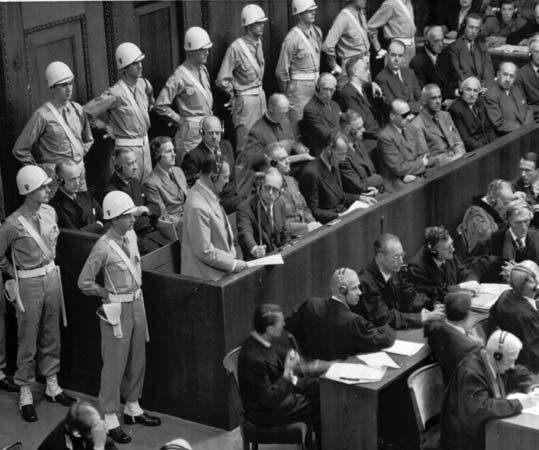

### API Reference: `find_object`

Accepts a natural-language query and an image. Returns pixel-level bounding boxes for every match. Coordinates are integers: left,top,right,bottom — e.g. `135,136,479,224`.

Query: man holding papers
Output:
286,267,395,360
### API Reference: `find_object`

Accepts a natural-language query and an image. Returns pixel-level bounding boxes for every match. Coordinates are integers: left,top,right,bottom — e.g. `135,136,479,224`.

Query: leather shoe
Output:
107,427,131,444
0,376,19,392
21,404,37,422
45,391,76,406
123,412,161,426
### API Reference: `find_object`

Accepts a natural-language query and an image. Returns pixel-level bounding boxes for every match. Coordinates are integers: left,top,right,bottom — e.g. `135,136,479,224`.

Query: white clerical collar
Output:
376,262,392,282
251,331,271,348
445,321,466,335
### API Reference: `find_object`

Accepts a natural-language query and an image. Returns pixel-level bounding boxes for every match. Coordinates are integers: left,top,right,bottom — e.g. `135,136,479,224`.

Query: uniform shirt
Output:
84,77,153,139
216,35,265,96
323,5,370,68
12,101,93,165
0,203,58,273
275,25,322,92
155,61,213,124
367,0,416,51
78,228,141,297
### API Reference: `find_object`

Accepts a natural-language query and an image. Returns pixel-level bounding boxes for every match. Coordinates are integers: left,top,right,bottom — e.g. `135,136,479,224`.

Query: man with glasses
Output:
377,99,429,192
412,84,466,167
449,76,497,151
357,234,445,329
516,38,539,122
237,168,291,260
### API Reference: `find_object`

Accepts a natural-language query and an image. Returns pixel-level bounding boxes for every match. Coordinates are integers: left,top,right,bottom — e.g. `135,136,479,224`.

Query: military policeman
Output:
0,246,18,394
155,27,213,164
216,4,268,154
78,191,161,444
12,62,94,192
0,166,75,422
84,42,154,182
275,0,322,124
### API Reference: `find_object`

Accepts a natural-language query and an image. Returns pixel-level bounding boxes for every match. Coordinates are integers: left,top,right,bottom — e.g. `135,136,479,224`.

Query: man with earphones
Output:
286,267,396,361
181,157,248,280
516,37,539,122
489,260,539,372
441,329,538,450
237,168,291,260
181,116,242,214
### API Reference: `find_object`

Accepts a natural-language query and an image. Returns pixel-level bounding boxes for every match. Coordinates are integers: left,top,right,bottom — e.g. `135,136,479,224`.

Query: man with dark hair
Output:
286,267,396,360
405,226,480,305
357,234,444,327
507,3,539,44
483,0,526,46
238,303,320,436
513,152,539,205
426,291,481,383
516,38,539,121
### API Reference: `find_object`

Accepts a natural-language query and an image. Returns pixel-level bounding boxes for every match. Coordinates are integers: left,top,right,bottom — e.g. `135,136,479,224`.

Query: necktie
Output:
62,107,69,124
198,68,204,85
169,170,176,183
469,41,474,53
267,207,274,230
395,71,403,82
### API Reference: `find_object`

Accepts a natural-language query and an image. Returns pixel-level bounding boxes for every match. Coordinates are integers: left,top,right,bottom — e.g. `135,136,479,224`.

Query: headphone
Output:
199,117,225,135
509,264,538,292
337,267,348,295
425,226,449,257
64,401,90,440
493,330,508,361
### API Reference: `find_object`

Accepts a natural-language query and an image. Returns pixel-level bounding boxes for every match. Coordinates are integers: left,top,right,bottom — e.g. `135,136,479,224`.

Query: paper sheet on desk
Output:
492,44,529,53
342,200,370,215
246,254,284,268
507,393,539,415
357,352,400,369
472,283,510,312
326,362,386,384
383,339,424,356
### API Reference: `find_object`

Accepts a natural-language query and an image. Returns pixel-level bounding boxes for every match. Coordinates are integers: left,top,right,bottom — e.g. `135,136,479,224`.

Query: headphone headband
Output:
494,330,508,361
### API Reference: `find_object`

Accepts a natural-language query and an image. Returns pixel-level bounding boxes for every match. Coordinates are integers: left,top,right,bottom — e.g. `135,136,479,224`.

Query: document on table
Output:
471,283,510,312
383,339,424,356
246,254,284,268
342,200,370,215
357,352,400,369
507,393,539,415
326,362,386,384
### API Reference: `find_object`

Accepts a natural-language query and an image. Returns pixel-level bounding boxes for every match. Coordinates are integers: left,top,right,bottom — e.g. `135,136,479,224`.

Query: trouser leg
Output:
286,80,316,124
0,293,6,374
78,161,88,192
174,121,202,166
233,94,266,157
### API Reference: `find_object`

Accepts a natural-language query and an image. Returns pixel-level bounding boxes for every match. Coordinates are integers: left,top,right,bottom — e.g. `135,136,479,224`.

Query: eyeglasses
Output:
262,184,281,194
385,252,405,261
397,110,413,119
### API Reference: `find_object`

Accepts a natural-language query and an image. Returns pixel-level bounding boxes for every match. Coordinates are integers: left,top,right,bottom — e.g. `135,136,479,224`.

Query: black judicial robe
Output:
489,289,539,372
285,297,395,360
440,349,522,450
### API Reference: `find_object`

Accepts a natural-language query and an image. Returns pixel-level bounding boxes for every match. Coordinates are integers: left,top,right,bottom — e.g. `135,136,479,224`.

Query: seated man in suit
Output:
412,84,466,167
238,304,320,435
143,136,188,240
507,2,539,45
441,329,537,450
339,110,384,194
299,130,377,224
448,13,495,87
490,260,539,372
104,147,169,254
237,168,291,260
405,226,480,306
426,291,481,383
301,73,341,157
410,25,458,100
50,159,103,234
448,76,497,151
338,55,383,141
181,157,248,281
266,143,321,237
377,99,429,193
516,38,539,122
485,61,534,134
513,152,539,206
357,234,444,329
181,116,242,213
375,39,422,114
286,267,396,360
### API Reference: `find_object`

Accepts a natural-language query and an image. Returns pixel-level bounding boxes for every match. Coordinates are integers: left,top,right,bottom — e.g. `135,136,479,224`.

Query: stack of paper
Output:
246,254,284,268
383,340,424,356
326,363,386,384
507,393,539,415
342,200,370,215
471,284,509,312
357,352,400,369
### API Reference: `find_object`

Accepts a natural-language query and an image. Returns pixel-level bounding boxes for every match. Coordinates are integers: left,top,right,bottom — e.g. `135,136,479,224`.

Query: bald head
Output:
329,268,361,306
267,93,290,122
486,330,522,373
510,260,539,295
389,99,413,128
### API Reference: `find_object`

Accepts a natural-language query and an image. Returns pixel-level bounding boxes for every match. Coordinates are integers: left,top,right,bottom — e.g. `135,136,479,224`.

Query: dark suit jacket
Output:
425,321,480,384
299,158,358,224
489,289,539,372
516,62,539,117
448,36,495,86
237,194,291,260
375,66,422,113
448,97,497,151
339,143,383,194
338,83,382,138
285,297,395,360
485,83,534,134
507,18,539,45
301,95,341,157
410,47,458,99
38,420,92,450
50,189,103,233
181,140,243,213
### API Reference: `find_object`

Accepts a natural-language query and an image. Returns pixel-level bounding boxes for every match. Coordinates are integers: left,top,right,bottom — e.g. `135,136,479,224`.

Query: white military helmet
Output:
16,166,52,195
45,61,74,88
184,27,213,51
162,439,192,450
115,42,145,70
102,191,137,220
292,0,318,15
241,4,268,27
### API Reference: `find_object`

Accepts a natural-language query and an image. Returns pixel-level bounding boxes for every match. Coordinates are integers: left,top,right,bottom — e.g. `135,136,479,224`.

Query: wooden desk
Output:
489,47,530,69
486,413,539,450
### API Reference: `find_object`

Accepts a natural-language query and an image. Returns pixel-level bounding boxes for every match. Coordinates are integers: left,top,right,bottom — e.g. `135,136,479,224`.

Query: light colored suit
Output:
412,109,465,167
484,83,534,134
143,165,188,220
181,180,237,281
